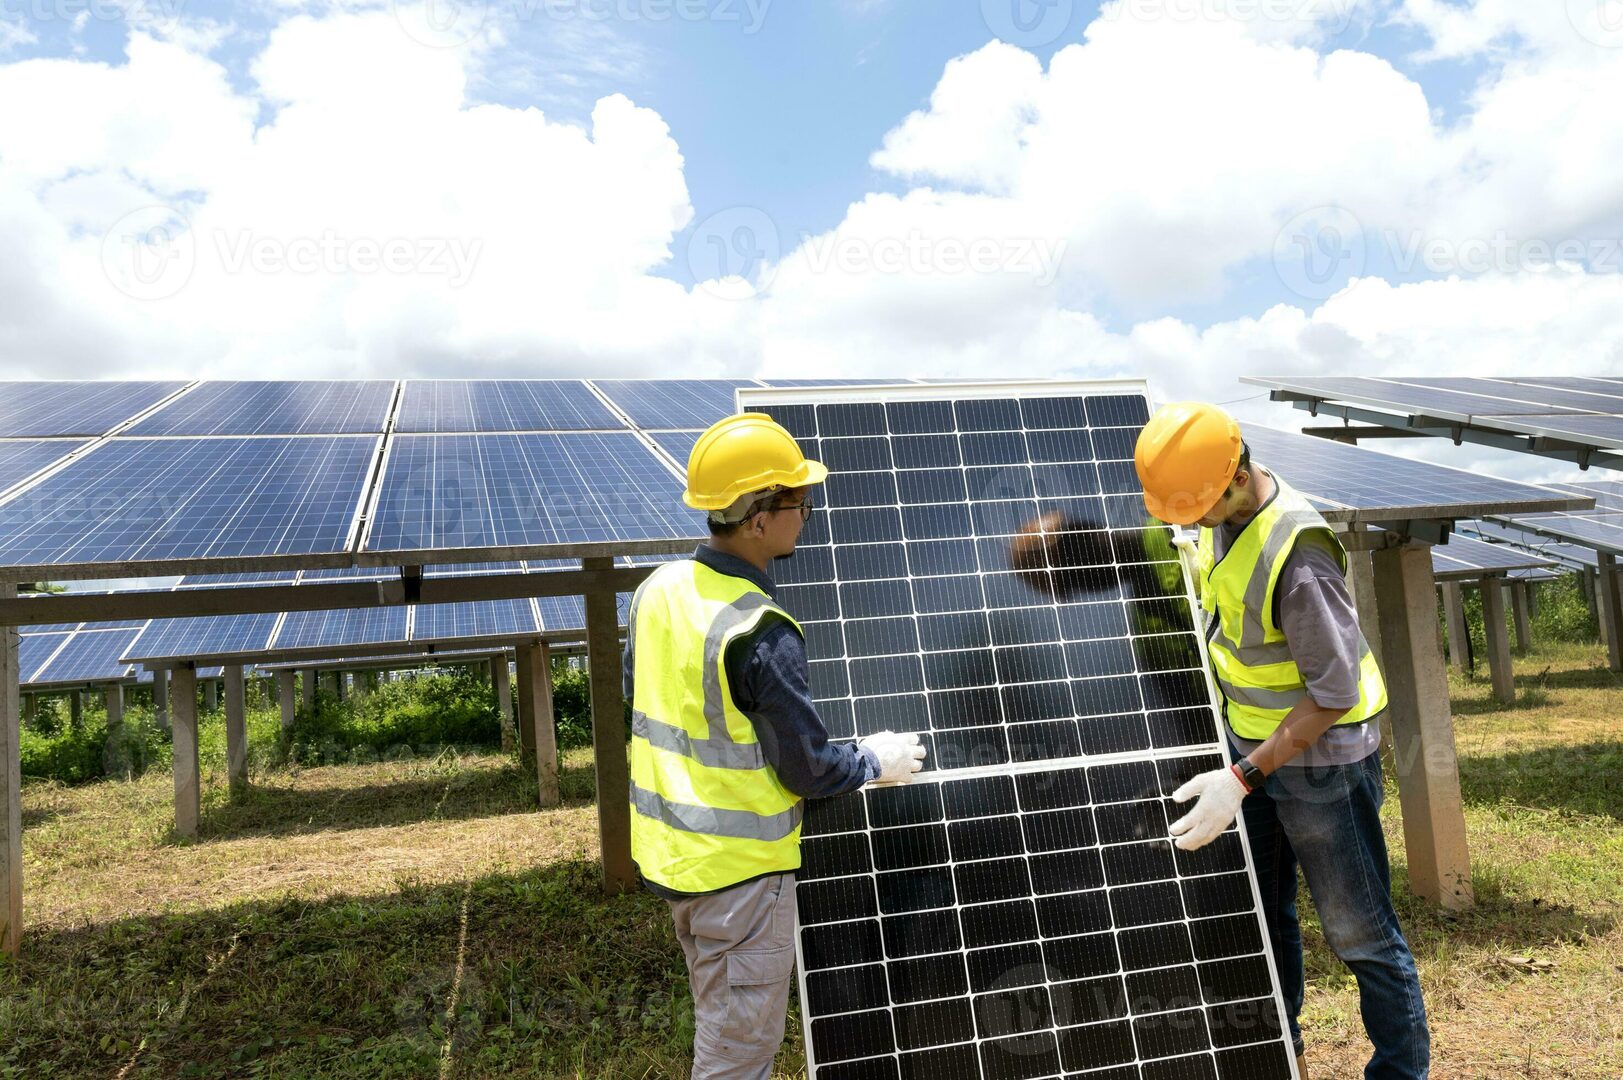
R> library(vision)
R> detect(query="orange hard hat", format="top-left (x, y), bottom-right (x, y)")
top-left (1134, 402), bottom-right (1244, 525)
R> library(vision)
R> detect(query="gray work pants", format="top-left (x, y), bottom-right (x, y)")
top-left (668, 872), bottom-right (797, 1080)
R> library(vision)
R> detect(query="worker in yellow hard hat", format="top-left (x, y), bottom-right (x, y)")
top-left (1136, 402), bottom-right (1429, 1080)
top-left (625, 412), bottom-right (925, 1080)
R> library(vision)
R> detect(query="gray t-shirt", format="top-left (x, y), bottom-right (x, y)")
top-left (1211, 487), bottom-right (1382, 768)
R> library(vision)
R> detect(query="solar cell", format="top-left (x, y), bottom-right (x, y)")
top-left (394, 381), bottom-right (625, 433)
top-left (0, 381), bottom-right (186, 437)
top-left (125, 613), bottom-right (280, 663)
top-left (177, 572), bottom-right (301, 586)
top-left (33, 628), bottom-right (141, 685)
top-left (0, 436), bottom-right (379, 572)
top-left (591, 380), bottom-right (762, 429)
top-left (125, 382), bottom-right (397, 436)
top-left (363, 433), bottom-right (696, 557)
top-left (274, 607), bottom-right (409, 651)
top-left (1394, 378), bottom-right (1619, 414)
top-left (0, 439), bottom-right (88, 494)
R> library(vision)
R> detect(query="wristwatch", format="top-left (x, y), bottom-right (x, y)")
top-left (1234, 757), bottom-right (1265, 792)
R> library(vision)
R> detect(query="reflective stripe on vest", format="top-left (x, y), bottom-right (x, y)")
top-left (627, 559), bottom-right (804, 893)
top-left (1198, 475), bottom-right (1388, 741)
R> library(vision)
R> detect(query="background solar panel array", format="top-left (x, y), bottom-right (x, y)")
top-left (742, 387), bottom-right (1293, 1080)
top-left (124, 381), bottom-right (397, 436)
top-left (1486, 481), bottom-right (1623, 557)
top-left (1429, 535), bottom-right (1553, 579)
top-left (1242, 375), bottom-right (1623, 451)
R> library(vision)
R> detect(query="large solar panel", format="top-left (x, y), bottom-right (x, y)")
top-left (0, 381), bottom-right (187, 437)
top-left (1430, 535), bottom-right (1552, 579)
top-left (1458, 520), bottom-right (1599, 569)
top-left (592, 379), bottom-right (762, 429)
top-left (413, 599), bottom-right (539, 642)
top-left (126, 613), bottom-right (281, 664)
top-left (363, 433), bottom-right (697, 557)
top-left (394, 381), bottom-right (625, 433)
top-left (274, 606), bottom-right (409, 651)
top-left (0, 439), bottom-right (89, 495)
top-left (18, 631), bottom-right (72, 684)
top-left (32, 628), bottom-right (141, 685)
top-left (1242, 376), bottom-right (1623, 455)
top-left (1240, 427), bottom-right (1586, 522)
top-left (737, 383), bottom-right (1294, 1079)
top-left (124, 381), bottom-right (397, 436)
top-left (0, 436), bottom-right (379, 572)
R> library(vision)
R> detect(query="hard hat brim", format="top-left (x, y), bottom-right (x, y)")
top-left (1142, 485), bottom-right (1223, 527)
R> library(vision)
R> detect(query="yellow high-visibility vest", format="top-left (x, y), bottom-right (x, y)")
top-left (627, 559), bottom-right (804, 894)
top-left (1196, 475), bottom-right (1387, 740)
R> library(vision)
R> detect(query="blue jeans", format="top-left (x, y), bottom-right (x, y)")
top-left (1235, 750), bottom-right (1430, 1079)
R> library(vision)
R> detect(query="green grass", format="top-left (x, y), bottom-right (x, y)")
top-left (3, 644), bottom-right (1620, 1077)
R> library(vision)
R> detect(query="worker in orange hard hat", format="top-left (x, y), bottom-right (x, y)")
top-left (1137, 401), bottom-right (1429, 1080)
top-left (625, 412), bottom-right (924, 1080)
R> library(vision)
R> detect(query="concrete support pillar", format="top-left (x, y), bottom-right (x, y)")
top-left (70, 691), bottom-right (83, 725)
top-left (153, 668), bottom-right (170, 732)
top-left (278, 671), bottom-right (297, 734)
top-left (493, 655), bottom-right (514, 753)
top-left (1344, 544), bottom-right (1385, 670)
top-left (1510, 580), bottom-right (1532, 654)
top-left (1441, 582), bottom-right (1470, 674)
top-left (1600, 554), bottom-right (1623, 673)
top-left (516, 642), bottom-right (559, 806)
top-left (1481, 580), bottom-right (1516, 704)
top-left (2, 582), bottom-right (23, 957)
top-left (104, 684), bottom-right (128, 780)
top-left (1373, 543), bottom-right (1473, 910)
top-left (203, 679), bottom-right (218, 713)
top-left (585, 562), bottom-right (634, 894)
top-left (224, 665), bottom-right (247, 799)
top-left (301, 669), bottom-right (316, 711)
top-left (21, 694), bottom-right (34, 726)
top-left (171, 665), bottom-right (200, 838)
top-left (1526, 582), bottom-right (1539, 621)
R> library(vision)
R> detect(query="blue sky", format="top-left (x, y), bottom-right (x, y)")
top-left (8, 0), bottom-right (1499, 334)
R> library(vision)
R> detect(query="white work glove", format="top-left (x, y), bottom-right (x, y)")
top-left (859, 731), bottom-right (926, 786)
top-left (1168, 765), bottom-right (1248, 851)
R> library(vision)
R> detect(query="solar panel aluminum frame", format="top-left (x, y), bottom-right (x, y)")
top-left (737, 381), bottom-right (1299, 1080)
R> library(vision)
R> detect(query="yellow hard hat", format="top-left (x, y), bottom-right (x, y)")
top-left (683, 413), bottom-right (828, 513)
top-left (1134, 402), bottom-right (1244, 525)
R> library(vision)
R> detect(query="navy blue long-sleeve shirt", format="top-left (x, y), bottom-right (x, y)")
top-left (624, 545), bottom-right (879, 800)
